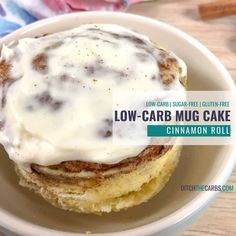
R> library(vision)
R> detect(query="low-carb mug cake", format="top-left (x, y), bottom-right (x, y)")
top-left (0, 24), bottom-right (187, 214)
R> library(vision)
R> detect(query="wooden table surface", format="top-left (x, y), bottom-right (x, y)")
top-left (128, 0), bottom-right (236, 235)
top-left (0, 1), bottom-right (235, 236)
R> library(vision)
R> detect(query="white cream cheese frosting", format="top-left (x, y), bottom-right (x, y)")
top-left (0, 24), bottom-right (186, 168)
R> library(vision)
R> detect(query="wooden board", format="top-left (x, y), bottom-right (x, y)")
top-left (128, 1), bottom-right (236, 235)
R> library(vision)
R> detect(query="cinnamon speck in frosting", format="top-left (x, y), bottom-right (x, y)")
top-left (0, 24), bottom-right (186, 167)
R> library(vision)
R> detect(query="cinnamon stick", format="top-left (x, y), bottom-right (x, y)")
top-left (199, 0), bottom-right (236, 19)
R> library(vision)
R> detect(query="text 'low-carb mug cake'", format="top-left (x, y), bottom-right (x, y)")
top-left (0, 24), bottom-right (187, 214)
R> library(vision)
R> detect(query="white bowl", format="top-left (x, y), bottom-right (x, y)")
top-left (0, 12), bottom-right (235, 236)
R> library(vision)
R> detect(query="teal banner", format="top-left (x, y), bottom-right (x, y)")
top-left (147, 125), bottom-right (231, 137)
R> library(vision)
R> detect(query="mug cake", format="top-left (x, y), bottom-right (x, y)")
top-left (0, 24), bottom-right (187, 214)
